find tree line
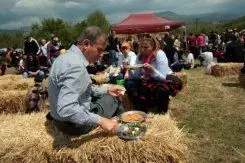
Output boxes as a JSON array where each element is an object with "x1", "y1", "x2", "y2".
[
  {"x1": 0, "y1": 10, "x2": 110, "y2": 49},
  {"x1": 0, "y1": 10, "x2": 244, "y2": 49}
]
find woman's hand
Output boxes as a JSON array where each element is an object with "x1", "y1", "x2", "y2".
[
  {"x1": 143, "y1": 63, "x2": 155, "y2": 73},
  {"x1": 108, "y1": 85, "x2": 126, "y2": 97}
]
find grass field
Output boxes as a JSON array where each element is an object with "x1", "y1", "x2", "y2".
[
  {"x1": 171, "y1": 67, "x2": 245, "y2": 163},
  {"x1": 1, "y1": 67, "x2": 245, "y2": 162}
]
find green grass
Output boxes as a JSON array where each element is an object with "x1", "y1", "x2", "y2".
[{"x1": 170, "y1": 68, "x2": 245, "y2": 163}]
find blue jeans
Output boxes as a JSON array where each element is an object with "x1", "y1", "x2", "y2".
[
  {"x1": 109, "y1": 50, "x2": 118, "y2": 66},
  {"x1": 23, "y1": 71, "x2": 45, "y2": 79},
  {"x1": 51, "y1": 95, "x2": 125, "y2": 136}
]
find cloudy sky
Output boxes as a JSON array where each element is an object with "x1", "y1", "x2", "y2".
[{"x1": 0, "y1": 0, "x2": 244, "y2": 29}]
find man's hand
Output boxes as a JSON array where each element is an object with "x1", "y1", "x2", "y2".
[
  {"x1": 98, "y1": 117, "x2": 119, "y2": 134},
  {"x1": 108, "y1": 85, "x2": 126, "y2": 97}
]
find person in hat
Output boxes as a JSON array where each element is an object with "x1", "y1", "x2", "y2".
[
  {"x1": 109, "y1": 41, "x2": 137, "y2": 84},
  {"x1": 118, "y1": 41, "x2": 137, "y2": 68},
  {"x1": 47, "y1": 26, "x2": 125, "y2": 136}
]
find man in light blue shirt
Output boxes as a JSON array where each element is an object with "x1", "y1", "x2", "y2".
[{"x1": 47, "y1": 26, "x2": 125, "y2": 136}]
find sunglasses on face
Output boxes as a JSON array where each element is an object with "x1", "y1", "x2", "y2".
[{"x1": 121, "y1": 46, "x2": 128, "y2": 50}]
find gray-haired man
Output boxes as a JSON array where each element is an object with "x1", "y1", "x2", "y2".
[{"x1": 47, "y1": 26, "x2": 125, "y2": 136}]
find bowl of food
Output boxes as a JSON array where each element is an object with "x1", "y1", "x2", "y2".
[
  {"x1": 120, "y1": 111, "x2": 147, "y2": 123},
  {"x1": 117, "y1": 122, "x2": 147, "y2": 140}
]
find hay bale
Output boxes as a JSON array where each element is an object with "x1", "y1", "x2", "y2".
[
  {"x1": 173, "y1": 72, "x2": 188, "y2": 94},
  {"x1": 0, "y1": 78, "x2": 34, "y2": 90},
  {"x1": 0, "y1": 112, "x2": 188, "y2": 162},
  {"x1": 0, "y1": 74, "x2": 22, "y2": 81},
  {"x1": 239, "y1": 73, "x2": 245, "y2": 87},
  {"x1": 211, "y1": 63, "x2": 244, "y2": 77},
  {"x1": 0, "y1": 90, "x2": 27, "y2": 114},
  {"x1": 0, "y1": 79, "x2": 15, "y2": 90},
  {"x1": 15, "y1": 78, "x2": 35, "y2": 90}
]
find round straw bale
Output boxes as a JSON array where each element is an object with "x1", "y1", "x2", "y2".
[
  {"x1": 0, "y1": 113, "x2": 188, "y2": 163},
  {"x1": 211, "y1": 63, "x2": 244, "y2": 77}
]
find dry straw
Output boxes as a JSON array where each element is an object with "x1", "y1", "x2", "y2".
[
  {"x1": 0, "y1": 90, "x2": 27, "y2": 114},
  {"x1": 211, "y1": 63, "x2": 244, "y2": 77},
  {"x1": 0, "y1": 74, "x2": 22, "y2": 81},
  {"x1": 239, "y1": 73, "x2": 245, "y2": 87},
  {"x1": 0, "y1": 78, "x2": 34, "y2": 90},
  {"x1": 0, "y1": 112, "x2": 188, "y2": 163}
]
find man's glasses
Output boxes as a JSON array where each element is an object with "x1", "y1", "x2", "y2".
[{"x1": 94, "y1": 44, "x2": 105, "y2": 53}]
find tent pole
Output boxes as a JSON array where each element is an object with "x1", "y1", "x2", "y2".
[{"x1": 184, "y1": 26, "x2": 187, "y2": 50}]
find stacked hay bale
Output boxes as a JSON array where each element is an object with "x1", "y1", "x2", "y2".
[
  {"x1": 0, "y1": 75, "x2": 35, "y2": 114},
  {"x1": 211, "y1": 63, "x2": 244, "y2": 77},
  {"x1": 0, "y1": 112, "x2": 189, "y2": 162},
  {"x1": 173, "y1": 72, "x2": 188, "y2": 94}
]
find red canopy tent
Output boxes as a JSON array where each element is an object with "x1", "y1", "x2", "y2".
[{"x1": 111, "y1": 13, "x2": 185, "y2": 34}]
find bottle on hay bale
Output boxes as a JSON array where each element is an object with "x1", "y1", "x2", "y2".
[{"x1": 25, "y1": 77, "x2": 48, "y2": 113}]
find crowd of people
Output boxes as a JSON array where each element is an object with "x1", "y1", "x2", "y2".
[
  {"x1": 0, "y1": 35, "x2": 66, "y2": 79},
  {"x1": 0, "y1": 26, "x2": 245, "y2": 136}
]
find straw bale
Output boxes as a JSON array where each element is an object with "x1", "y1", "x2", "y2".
[
  {"x1": 0, "y1": 74, "x2": 22, "y2": 81},
  {"x1": 0, "y1": 79, "x2": 15, "y2": 90},
  {"x1": 173, "y1": 72, "x2": 188, "y2": 94},
  {"x1": 0, "y1": 90, "x2": 27, "y2": 114},
  {"x1": 0, "y1": 78, "x2": 34, "y2": 90},
  {"x1": 211, "y1": 63, "x2": 244, "y2": 77},
  {"x1": 0, "y1": 89, "x2": 48, "y2": 114},
  {"x1": 0, "y1": 112, "x2": 188, "y2": 163},
  {"x1": 239, "y1": 73, "x2": 245, "y2": 87}
]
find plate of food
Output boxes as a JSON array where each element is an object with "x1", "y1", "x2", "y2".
[
  {"x1": 124, "y1": 64, "x2": 144, "y2": 70},
  {"x1": 119, "y1": 111, "x2": 147, "y2": 123},
  {"x1": 117, "y1": 122, "x2": 147, "y2": 140}
]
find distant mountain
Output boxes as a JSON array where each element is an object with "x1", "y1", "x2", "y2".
[
  {"x1": 0, "y1": 26, "x2": 30, "y2": 35},
  {"x1": 222, "y1": 16, "x2": 245, "y2": 30},
  {"x1": 156, "y1": 11, "x2": 242, "y2": 23}
]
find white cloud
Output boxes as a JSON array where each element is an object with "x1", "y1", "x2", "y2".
[
  {"x1": 64, "y1": 1, "x2": 81, "y2": 8},
  {"x1": 0, "y1": 0, "x2": 243, "y2": 29},
  {"x1": 15, "y1": 0, "x2": 55, "y2": 9}
]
